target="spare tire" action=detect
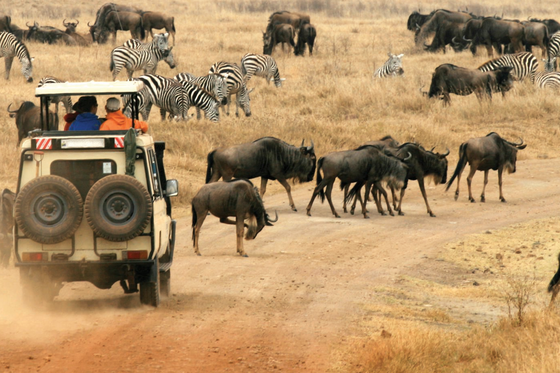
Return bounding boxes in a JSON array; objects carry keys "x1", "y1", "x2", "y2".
[
  {"x1": 85, "y1": 175, "x2": 152, "y2": 242},
  {"x1": 15, "y1": 175, "x2": 83, "y2": 245}
]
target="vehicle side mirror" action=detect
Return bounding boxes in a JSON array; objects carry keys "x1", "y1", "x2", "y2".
[{"x1": 165, "y1": 179, "x2": 178, "y2": 197}]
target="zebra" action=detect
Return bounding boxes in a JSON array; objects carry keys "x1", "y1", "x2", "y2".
[
  {"x1": 209, "y1": 61, "x2": 254, "y2": 117},
  {"x1": 477, "y1": 52, "x2": 538, "y2": 82},
  {"x1": 174, "y1": 72, "x2": 228, "y2": 119},
  {"x1": 122, "y1": 32, "x2": 169, "y2": 51},
  {"x1": 110, "y1": 38, "x2": 176, "y2": 81},
  {"x1": 374, "y1": 53, "x2": 404, "y2": 78},
  {"x1": 178, "y1": 80, "x2": 221, "y2": 122},
  {"x1": 0, "y1": 31, "x2": 33, "y2": 82},
  {"x1": 37, "y1": 76, "x2": 73, "y2": 115},
  {"x1": 534, "y1": 72, "x2": 560, "y2": 89},
  {"x1": 123, "y1": 74, "x2": 187, "y2": 121},
  {"x1": 545, "y1": 31, "x2": 560, "y2": 71},
  {"x1": 240, "y1": 53, "x2": 282, "y2": 88}
]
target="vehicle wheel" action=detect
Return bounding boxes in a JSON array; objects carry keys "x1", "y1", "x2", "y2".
[
  {"x1": 140, "y1": 279, "x2": 160, "y2": 307},
  {"x1": 160, "y1": 270, "x2": 170, "y2": 298},
  {"x1": 84, "y1": 175, "x2": 152, "y2": 242},
  {"x1": 14, "y1": 175, "x2": 83, "y2": 244}
]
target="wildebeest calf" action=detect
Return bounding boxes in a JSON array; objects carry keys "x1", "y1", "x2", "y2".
[{"x1": 191, "y1": 179, "x2": 277, "y2": 257}]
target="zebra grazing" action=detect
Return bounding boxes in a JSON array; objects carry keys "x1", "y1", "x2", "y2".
[
  {"x1": 0, "y1": 31, "x2": 33, "y2": 82},
  {"x1": 110, "y1": 37, "x2": 176, "y2": 81},
  {"x1": 37, "y1": 76, "x2": 73, "y2": 115},
  {"x1": 209, "y1": 61, "x2": 254, "y2": 117},
  {"x1": 241, "y1": 53, "x2": 282, "y2": 88},
  {"x1": 174, "y1": 72, "x2": 228, "y2": 120},
  {"x1": 178, "y1": 80, "x2": 221, "y2": 122},
  {"x1": 374, "y1": 53, "x2": 404, "y2": 78},
  {"x1": 124, "y1": 74, "x2": 187, "y2": 121},
  {"x1": 477, "y1": 52, "x2": 538, "y2": 82},
  {"x1": 534, "y1": 72, "x2": 560, "y2": 89}
]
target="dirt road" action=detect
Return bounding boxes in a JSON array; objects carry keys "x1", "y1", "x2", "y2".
[{"x1": 1, "y1": 158, "x2": 559, "y2": 373}]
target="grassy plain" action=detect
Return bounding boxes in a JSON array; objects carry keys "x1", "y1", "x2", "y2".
[{"x1": 2, "y1": 0, "x2": 560, "y2": 371}]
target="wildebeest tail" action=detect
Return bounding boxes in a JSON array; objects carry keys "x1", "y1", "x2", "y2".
[
  {"x1": 171, "y1": 17, "x2": 176, "y2": 32},
  {"x1": 316, "y1": 157, "x2": 326, "y2": 202},
  {"x1": 205, "y1": 150, "x2": 216, "y2": 184},
  {"x1": 445, "y1": 142, "x2": 467, "y2": 191},
  {"x1": 548, "y1": 252, "x2": 560, "y2": 292},
  {"x1": 109, "y1": 49, "x2": 115, "y2": 71},
  {"x1": 191, "y1": 203, "x2": 197, "y2": 243},
  {"x1": 345, "y1": 182, "x2": 363, "y2": 204},
  {"x1": 139, "y1": 20, "x2": 146, "y2": 40}
]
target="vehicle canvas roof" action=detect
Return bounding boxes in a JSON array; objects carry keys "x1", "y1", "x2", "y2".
[{"x1": 35, "y1": 81, "x2": 145, "y2": 97}]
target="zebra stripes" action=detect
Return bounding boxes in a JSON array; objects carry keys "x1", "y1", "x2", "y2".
[
  {"x1": 174, "y1": 72, "x2": 228, "y2": 120},
  {"x1": 209, "y1": 61, "x2": 253, "y2": 117},
  {"x1": 178, "y1": 80, "x2": 221, "y2": 122},
  {"x1": 37, "y1": 76, "x2": 73, "y2": 114},
  {"x1": 546, "y1": 31, "x2": 560, "y2": 71},
  {"x1": 122, "y1": 32, "x2": 169, "y2": 52},
  {"x1": 241, "y1": 53, "x2": 282, "y2": 87},
  {"x1": 534, "y1": 72, "x2": 560, "y2": 89},
  {"x1": 374, "y1": 53, "x2": 404, "y2": 78},
  {"x1": 0, "y1": 31, "x2": 33, "y2": 82},
  {"x1": 110, "y1": 36, "x2": 176, "y2": 81},
  {"x1": 478, "y1": 52, "x2": 538, "y2": 82}
]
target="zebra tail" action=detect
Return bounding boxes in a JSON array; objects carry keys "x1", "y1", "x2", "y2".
[
  {"x1": 139, "y1": 23, "x2": 146, "y2": 40},
  {"x1": 316, "y1": 158, "x2": 326, "y2": 203},
  {"x1": 109, "y1": 49, "x2": 115, "y2": 71},
  {"x1": 548, "y1": 252, "x2": 560, "y2": 292},
  {"x1": 446, "y1": 142, "x2": 468, "y2": 191},
  {"x1": 205, "y1": 150, "x2": 216, "y2": 184}
]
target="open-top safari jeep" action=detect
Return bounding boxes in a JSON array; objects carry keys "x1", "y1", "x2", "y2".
[{"x1": 14, "y1": 81, "x2": 178, "y2": 307}]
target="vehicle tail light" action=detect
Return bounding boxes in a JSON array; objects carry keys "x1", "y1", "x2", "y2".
[
  {"x1": 21, "y1": 252, "x2": 48, "y2": 262},
  {"x1": 123, "y1": 250, "x2": 148, "y2": 260}
]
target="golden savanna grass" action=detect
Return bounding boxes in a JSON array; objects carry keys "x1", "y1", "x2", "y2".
[{"x1": 3, "y1": 0, "x2": 560, "y2": 370}]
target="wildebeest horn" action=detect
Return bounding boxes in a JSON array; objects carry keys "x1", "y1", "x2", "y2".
[
  {"x1": 507, "y1": 137, "x2": 524, "y2": 146},
  {"x1": 75, "y1": 19, "x2": 79, "y2": 26},
  {"x1": 307, "y1": 139, "x2": 314, "y2": 152},
  {"x1": 430, "y1": 146, "x2": 435, "y2": 152},
  {"x1": 441, "y1": 148, "x2": 450, "y2": 157},
  {"x1": 63, "y1": 19, "x2": 68, "y2": 26},
  {"x1": 266, "y1": 210, "x2": 279, "y2": 225},
  {"x1": 26, "y1": 21, "x2": 31, "y2": 27},
  {"x1": 463, "y1": 35, "x2": 472, "y2": 42},
  {"x1": 403, "y1": 152, "x2": 412, "y2": 161},
  {"x1": 416, "y1": 23, "x2": 421, "y2": 30},
  {"x1": 88, "y1": 21, "x2": 92, "y2": 27},
  {"x1": 301, "y1": 139, "x2": 305, "y2": 147},
  {"x1": 7, "y1": 103, "x2": 17, "y2": 113}
]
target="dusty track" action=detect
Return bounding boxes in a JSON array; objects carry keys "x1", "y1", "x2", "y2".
[{"x1": 1, "y1": 158, "x2": 559, "y2": 372}]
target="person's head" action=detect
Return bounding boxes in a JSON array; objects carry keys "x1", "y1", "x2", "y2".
[
  {"x1": 74, "y1": 96, "x2": 98, "y2": 114},
  {"x1": 105, "y1": 97, "x2": 121, "y2": 113}
]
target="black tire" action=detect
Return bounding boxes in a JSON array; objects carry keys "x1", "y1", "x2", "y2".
[
  {"x1": 160, "y1": 270, "x2": 170, "y2": 298},
  {"x1": 15, "y1": 175, "x2": 83, "y2": 244},
  {"x1": 84, "y1": 175, "x2": 152, "y2": 242}
]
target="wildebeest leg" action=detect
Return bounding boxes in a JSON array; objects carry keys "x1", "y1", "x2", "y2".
[
  {"x1": 454, "y1": 162, "x2": 467, "y2": 201},
  {"x1": 376, "y1": 183, "x2": 394, "y2": 216},
  {"x1": 193, "y1": 208, "x2": 208, "y2": 256},
  {"x1": 278, "y1": 178, "x2": 297, "y2": 211},
  {"x1": 390, "y1": 186, "x2": 399, "y2": 210},
  {"x1": 259, "y1": 178, "x2": 268, "y2": 198},
  {"x1": 4, "y1": 57, "x2": 13, "y2": 80},
  {"x1": 498, "y1": 167, "x2": 506, "y2": 202},
  {"x1": 306, "y1": 177, "x2": 334, "y2": 216},
  {"x1": 236, "y1": 217, "x2": 247, "y2": 257},
  {"x1": 325, "y1": 181, "x2": 340, "y2": 218},
  {"x1": 417, "y1": 179, "x2": 436, "y2": 217},
  {"x1": 370, "y1": 186, "x2": 384, "y2": 215},
  {"x1": 361, "y1": 182, "x2": 373, "y2": 219},
  {"x1": 486, "y1": 44, "x2": 493, "y2": 58},
  {"x1": 343, "y1": 184, "x2": 349, "y2": 213},
  {"x1": 466, "y1": 165, "x2": 477, "y2": 203},
  {"x1": 351, "y1": 192, "x2": 366, "y2": 215},
  {"x1": 480, "y1": 170, "x2": 489, "y2": 202}
]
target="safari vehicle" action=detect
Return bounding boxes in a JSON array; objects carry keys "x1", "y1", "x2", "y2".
[{"x1": 14, "y1": 81, "x2": 178, "y2": 307}]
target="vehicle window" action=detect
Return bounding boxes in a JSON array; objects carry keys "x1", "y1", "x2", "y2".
[{"x1": 51, "y1": 160, "x2": 116, "y2": 200}]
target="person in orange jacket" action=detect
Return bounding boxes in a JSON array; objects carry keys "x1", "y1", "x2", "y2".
[{"x1": 99, "y1": 97, "x2": 149, "y2": 133}]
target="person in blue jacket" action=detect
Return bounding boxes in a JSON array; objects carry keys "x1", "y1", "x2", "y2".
[{"x1": 69, "y1": 96, "x2": 101, "y2": 131}]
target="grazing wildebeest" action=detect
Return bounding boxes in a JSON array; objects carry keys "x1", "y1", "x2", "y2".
[
  {"x1": 465, "y1": 18, "x2": 525, "y2": 57},
  {"x1": 427, "y1": 64, "x2": 514, "y2": 105},
  {"x1": 423, "y1": 20, "x2": 471, "y2": 53},
  {"x1": 0, "y1": 14, "x2": 12, "y2": 33},
  {"x1": 393, "y1": 143, "x2": 449, "y2": 217},
  {"x1": 141, "y1": 12, "x2": 176, "y2": 45},
  {"x1": 306, "y1": 145, "x2": 409, "y2": 218},
  {"x1": 416, "y1": 10, "x2": 472, "y2": 46},
  {"x1": 446, "y1": 132, "x2": 526, "y2": 203},
  {"x1": 191, "y1": 179, "x2": 278, "y2": 257},
  {"x1": 263, "y1": 23, "x2": 295, "y2": 55},
  {"x1": 520, "y1": 21, "x2": 548, "y2": 58},
  {"x1": 0, "y1": 188, "x2": 15, "y2": 268},
  {"x1": 89, "y1": 3, "x2": 142, "y2": 43},
  {"x1": 266, "y1": 11, "x2": 310, "y2": 35},
  {"x1": 62, "y1": 19, "x2": 91, "y2": 46},
  {"x1": 407, "y1": 10, "x2": 434, "y2": 32},
  {"x1": 7, "y1": 102, "x2": 58, "y2": 144},
  {"x1": 97, "y1": 11, "x2": 145, "y2": 45},
  {"x1": 25, "y1": 22, "x2": 77, "y2": 45},
  {"x1": 549, "y1": 252, "x2": 560, "y2": 307},
  {"x1": 294, "y1": 23, "x2": 316, "y2": 56},
  {"x1": 206, "y1": 137, "x2": 316, "y2": 212}
]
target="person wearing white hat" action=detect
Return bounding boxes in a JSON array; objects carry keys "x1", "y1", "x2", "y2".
[{"x1": 100, "y1": 97, "x2": 149, "y2": 133}]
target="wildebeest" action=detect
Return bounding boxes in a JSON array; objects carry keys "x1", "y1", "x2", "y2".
[
  {"x1": 89, "y1": 2, "x2": 142, "y2": 43},
  {"x1": 0, "y1": 14, "x2": 12, "y2": 33},
  {"x1": 305, "y1": 145, "x2": 409, "y2": 218},
  {"x1": 446, "y1": 132, "x2": 526, "y2": 203},
  {"x1": 206, "y1": 137, "x2": 316, "y2": 212},
  {"x1": 141, "y1": 12, "x2": 176, "y2": 46},
  {"x1": 464, "y1": 18, "x2": 525, "y2": 57},
  {"x1": 423, "y1": 20, "x2": 471, "y2": 53},
  {"x1": 96, "y1": 11, "x2": 145, "y2": 45},
  {"x1": 520, "y1": 21, "x2": 548, "y2": 57},
  {"x1": 427, "y1": 64, "x2": 514, "y2": 105},
  {"x1": 9, "y1": 24, "x2": 27, "y2": 41},
  {"x1": 191, "y1": 179, "x2": 278, "y2": 257},
  {"x1": 62, "y1": 19, "x2": 91, "y2": 46},
  {"x1": 392, "y1": 143, "x2": 449, "y2": 217},
  {"x1": 0, "y1": 188, "x2": 15, "y2": 268},
  {"x1": 266, "y1": 11, "x2": 310, "y2": 35},
  {"x1": 7, "y1": 101, "x2": 58, "y2": 144},
  {"x1": 549, "y1": 252, "x2": 560, "y2": 307},
  {"x1": 294, "y1": 23, "x2": 316, "y2": 56},
  {"x1": 25, "y1": 21, "x2": 77, "y2": 45},
  {"x1": 416, "y1": 10, "x2": 472, "y2": 46},
  {"x1": 263, "y1": 23, "x2": 295, "y2": 55},
  {"x1": 407, "y1": 10, "x2": 434, "y2": 32},
  {"x1": 529, "y1": 18, "x2": 560, "y2": 36}
]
